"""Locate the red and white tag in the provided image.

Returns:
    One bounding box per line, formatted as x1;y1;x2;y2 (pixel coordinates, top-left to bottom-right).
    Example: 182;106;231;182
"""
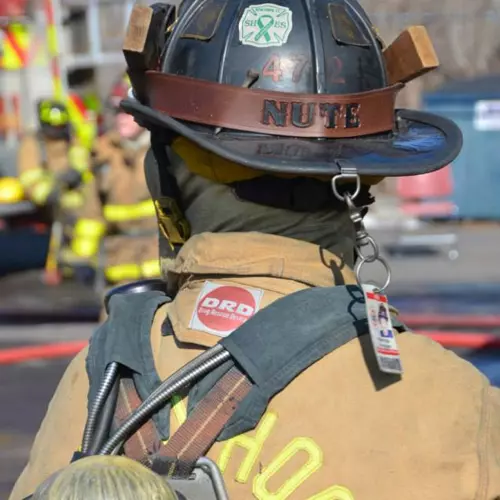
189;281;264;338
362;284;403;375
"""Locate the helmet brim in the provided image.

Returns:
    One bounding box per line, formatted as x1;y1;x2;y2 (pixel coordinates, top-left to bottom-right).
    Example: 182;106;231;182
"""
121;97;462;177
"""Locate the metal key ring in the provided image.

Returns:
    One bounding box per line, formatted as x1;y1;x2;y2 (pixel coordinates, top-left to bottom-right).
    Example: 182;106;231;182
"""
355;254;392;294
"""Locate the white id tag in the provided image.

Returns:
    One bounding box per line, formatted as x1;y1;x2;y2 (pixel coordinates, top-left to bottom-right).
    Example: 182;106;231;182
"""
362;284;403;375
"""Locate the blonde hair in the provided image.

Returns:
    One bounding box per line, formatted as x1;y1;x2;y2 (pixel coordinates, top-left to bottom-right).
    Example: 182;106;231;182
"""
33;456;177;500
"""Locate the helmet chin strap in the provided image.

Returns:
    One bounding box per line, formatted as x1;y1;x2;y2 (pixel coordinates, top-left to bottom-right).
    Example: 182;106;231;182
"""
230;175;374;212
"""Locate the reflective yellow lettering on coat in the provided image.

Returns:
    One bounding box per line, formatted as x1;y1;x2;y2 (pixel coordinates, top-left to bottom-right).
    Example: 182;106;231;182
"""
218;412;278;483
253;437;323;500
308;485;355;500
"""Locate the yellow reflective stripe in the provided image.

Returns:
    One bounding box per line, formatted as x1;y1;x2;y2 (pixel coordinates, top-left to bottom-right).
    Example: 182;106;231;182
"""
82;171;94;184
0;177;24;203
61;191;84;209
71;238;100;259
31;178;54;204
19;168;45;187
46;25;58;56
105;264;142;283
103;200;156;222
68;146;89;172
53;78;64;102
74;219;106;238
141;259;161;278
0;25;29;70
76;122;97;151
105;259;161;283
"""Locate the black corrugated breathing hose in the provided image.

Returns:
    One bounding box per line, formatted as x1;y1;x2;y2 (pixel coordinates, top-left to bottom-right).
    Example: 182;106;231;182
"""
81;362;119;454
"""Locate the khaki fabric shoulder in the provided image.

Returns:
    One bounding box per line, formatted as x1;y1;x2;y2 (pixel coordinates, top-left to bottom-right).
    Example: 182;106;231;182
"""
153;316;500;500
485;386;500;497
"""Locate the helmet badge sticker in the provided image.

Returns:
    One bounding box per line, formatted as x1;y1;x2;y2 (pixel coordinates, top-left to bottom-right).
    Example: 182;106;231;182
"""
239;3;293;48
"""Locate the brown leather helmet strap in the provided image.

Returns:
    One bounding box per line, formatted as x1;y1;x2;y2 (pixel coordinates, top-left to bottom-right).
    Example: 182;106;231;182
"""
147;71;403;139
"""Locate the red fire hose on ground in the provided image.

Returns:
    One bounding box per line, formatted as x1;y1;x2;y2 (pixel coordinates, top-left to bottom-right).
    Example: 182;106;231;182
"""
0;340;87;365
401;314;500;329
401;314;500;349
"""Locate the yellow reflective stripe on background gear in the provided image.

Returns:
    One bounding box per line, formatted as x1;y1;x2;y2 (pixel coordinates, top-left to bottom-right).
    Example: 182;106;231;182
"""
82;171;94;184
105;259;161;283
1;24;29;70
103;200;156;222
61;190;84;210
31;178;55;204
71;238;101;259
46;25;59;63
19;168;45;187
105;264;141;283
74;219;106;238
71;219;105;258
68;145;90;173
0;177;24;203
141;259;161;278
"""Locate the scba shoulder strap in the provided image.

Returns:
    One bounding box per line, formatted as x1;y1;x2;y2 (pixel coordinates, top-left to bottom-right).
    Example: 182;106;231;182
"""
84;283;406;480
103;278;167;314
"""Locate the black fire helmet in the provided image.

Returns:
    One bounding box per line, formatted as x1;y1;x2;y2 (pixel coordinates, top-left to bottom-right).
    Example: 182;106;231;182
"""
121;0;462;178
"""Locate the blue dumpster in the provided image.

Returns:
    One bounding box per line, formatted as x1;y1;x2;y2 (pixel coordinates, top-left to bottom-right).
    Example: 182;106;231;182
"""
423;74;500;219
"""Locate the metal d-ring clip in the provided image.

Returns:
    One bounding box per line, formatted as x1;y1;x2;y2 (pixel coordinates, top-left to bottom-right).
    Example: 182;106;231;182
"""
331;169;361;202
331;170;392;293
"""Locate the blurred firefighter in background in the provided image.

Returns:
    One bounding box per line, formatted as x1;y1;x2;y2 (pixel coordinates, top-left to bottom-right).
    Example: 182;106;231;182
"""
16;98;93;278
17;99;92;210
63;73;160;293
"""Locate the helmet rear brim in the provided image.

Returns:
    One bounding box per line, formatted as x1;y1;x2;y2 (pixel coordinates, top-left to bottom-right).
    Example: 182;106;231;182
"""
121;97;462;177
